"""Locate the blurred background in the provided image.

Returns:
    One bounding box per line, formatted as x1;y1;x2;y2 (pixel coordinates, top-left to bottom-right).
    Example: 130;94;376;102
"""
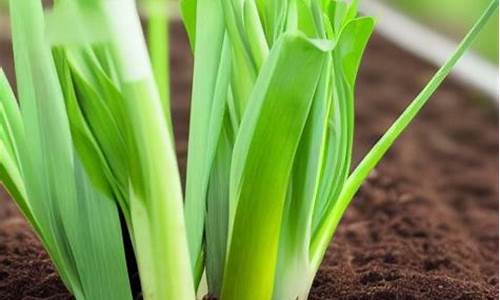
381;0;498;64
0;0;498;97
0;0;497;60
0;1;497;61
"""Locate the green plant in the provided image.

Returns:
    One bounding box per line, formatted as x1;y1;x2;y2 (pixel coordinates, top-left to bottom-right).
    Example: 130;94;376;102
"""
3;0;193;299
0;0;496;299
180;0;498;298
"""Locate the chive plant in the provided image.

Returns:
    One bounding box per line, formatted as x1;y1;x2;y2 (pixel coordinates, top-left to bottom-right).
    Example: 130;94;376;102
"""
0;0;496;300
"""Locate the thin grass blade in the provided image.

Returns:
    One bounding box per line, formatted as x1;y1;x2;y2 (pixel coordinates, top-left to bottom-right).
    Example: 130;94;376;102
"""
311;0;499;269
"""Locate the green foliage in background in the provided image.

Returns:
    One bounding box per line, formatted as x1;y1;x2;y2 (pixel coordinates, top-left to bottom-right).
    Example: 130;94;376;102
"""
384;0;498;63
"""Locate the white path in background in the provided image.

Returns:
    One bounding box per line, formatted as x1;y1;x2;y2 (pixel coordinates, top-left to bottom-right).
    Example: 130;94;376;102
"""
359;0;499;101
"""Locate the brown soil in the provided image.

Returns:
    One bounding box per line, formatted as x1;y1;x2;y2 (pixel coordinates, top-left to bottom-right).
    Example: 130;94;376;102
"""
0;23;498;300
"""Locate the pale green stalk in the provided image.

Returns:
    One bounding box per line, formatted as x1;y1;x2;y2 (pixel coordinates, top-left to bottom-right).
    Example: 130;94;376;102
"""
101;1;195;299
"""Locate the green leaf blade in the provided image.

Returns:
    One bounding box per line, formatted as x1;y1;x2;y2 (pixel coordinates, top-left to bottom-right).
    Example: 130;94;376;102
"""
184;0;231;283
221;33;329;300
312;16;374;234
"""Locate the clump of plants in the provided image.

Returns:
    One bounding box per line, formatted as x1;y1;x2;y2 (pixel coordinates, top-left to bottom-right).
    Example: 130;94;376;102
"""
0;0;496;299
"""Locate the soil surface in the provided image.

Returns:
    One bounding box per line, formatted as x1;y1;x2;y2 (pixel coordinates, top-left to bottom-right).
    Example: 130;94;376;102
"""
0;23;498;300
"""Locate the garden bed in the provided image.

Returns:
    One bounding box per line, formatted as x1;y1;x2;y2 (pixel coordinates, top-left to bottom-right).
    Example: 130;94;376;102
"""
0;23;497;300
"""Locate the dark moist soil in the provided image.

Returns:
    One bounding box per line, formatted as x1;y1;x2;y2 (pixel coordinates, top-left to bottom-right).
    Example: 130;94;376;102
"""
0;23;498;300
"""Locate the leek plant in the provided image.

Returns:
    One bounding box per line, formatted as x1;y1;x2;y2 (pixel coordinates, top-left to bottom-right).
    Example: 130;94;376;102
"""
181;0;498;299
0;0;496;300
